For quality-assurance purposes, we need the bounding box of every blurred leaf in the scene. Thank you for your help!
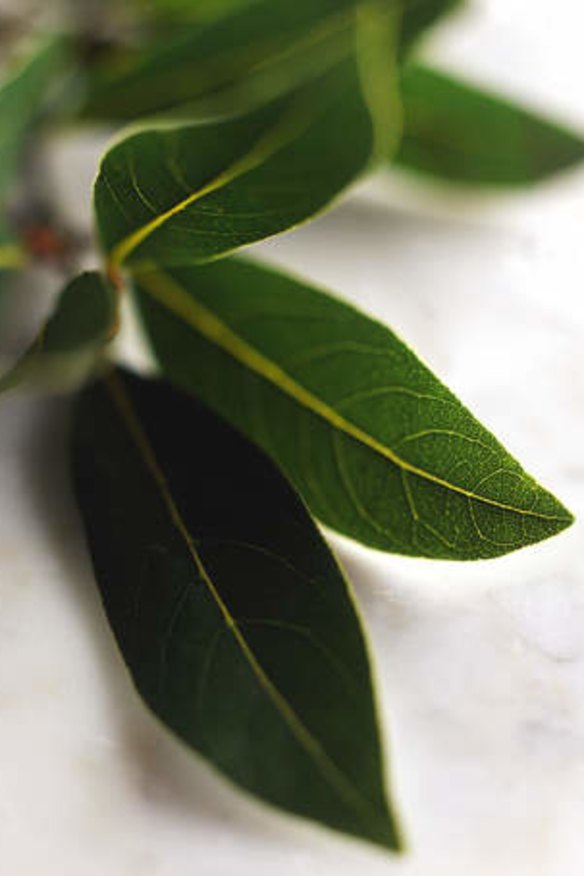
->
[0,35,68,203]
[0,233,24,272]
[81,0,359,122]
[95,6,399,272]
[397,64,584,184]
[0,229,24,321]
[82,0,439,123]
[71,367,402,851]
[134,258,573,560]
[125,0,260,27]
[0,271,117,394]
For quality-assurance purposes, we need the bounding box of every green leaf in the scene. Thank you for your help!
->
[94,20,398,273]
[133,258,573,561]
[0,36,67,203]
[71,367,402,851]
[134,0,260,26]
[396,64,584,184]
[82,0,358,122]
[0,271,117,394]
[82,0,446,124]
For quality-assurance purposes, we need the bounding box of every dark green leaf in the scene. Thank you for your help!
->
[82,0,461,125]
[133,258,573,560]
[0,36,67,202]
[95,7,398,272]
[134,0,259,26]
[396,64,584,184]
[82,0,358,122]
[71,367,402,851]
[0,271,117,394]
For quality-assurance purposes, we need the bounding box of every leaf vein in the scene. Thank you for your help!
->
[105,370,386,828]
[137,268,569,524]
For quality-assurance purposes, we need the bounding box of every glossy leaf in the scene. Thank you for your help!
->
[0,36,67,202]
[71,368,402,850]
[82,0,358,122]
[133,258,573,560]
[95,5,399,272]
[397,64,584,184]
[0,272,117,394]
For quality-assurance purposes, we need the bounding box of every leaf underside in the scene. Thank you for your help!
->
[133,257,573,561]
[71,368,401,851]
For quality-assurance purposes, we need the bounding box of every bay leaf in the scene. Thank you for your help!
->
[83,0,442,124]
[95,7,398,273]
[397,64,584,184]
[82,0,357,122]
[133,258,573,560]
[0,271,117,394]
[72,367,402,850]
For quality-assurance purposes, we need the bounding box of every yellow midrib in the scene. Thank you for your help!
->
[105,370,390,832]
[107,92,318,270]
[137,267,569,524]
[103,1,389,272]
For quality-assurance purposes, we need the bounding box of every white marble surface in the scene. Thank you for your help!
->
[1,2,584,874]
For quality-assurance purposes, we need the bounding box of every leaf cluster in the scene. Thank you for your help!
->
[0,0,579,852]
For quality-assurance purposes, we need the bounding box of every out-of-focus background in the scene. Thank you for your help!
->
[0,1,583,874]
